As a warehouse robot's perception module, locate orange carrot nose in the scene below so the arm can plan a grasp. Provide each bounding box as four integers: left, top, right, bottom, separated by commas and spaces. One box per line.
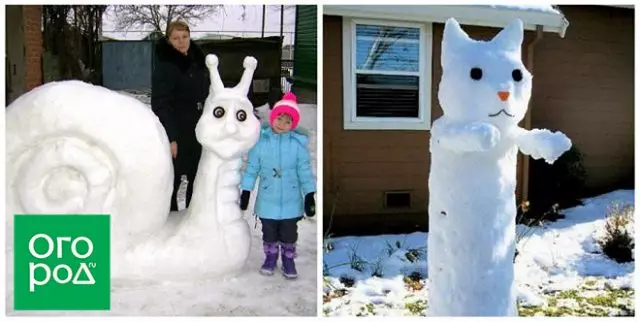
498, 91, 510, 101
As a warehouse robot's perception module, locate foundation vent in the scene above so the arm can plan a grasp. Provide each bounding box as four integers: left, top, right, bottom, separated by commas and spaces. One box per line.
384, 191, 411, 209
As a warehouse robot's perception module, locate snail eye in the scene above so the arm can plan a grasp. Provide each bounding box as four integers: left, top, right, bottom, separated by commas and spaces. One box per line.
236, 110, 247, 122
213, 106, 225, 118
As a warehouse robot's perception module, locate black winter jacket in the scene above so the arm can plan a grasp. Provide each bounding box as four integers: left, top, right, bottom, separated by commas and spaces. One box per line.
151, 38, 210, 145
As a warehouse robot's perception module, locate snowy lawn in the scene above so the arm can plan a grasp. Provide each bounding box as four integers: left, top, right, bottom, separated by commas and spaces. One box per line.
322, 190, 634, 316
6, 92, 319, 316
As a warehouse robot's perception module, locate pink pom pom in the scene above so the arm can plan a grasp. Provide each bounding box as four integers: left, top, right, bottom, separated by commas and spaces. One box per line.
283, 92, 297, 102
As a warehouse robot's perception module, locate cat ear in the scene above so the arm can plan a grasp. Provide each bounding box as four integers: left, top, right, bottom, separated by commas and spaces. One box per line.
491, 19, 524, 54
442, 18, 472, 53
442, 18, 472, 66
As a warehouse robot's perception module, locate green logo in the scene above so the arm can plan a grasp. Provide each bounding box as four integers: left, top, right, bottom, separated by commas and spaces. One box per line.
14, 214, 110, 310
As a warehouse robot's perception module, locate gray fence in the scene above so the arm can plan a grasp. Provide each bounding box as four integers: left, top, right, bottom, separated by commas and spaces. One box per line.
102, 38, 292, 99
101, 41, 154, 91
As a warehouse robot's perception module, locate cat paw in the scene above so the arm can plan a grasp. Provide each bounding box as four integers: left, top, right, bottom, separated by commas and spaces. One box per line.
538, 131, 572, 164
519, 129, 572, 164
473, 122, 501, 151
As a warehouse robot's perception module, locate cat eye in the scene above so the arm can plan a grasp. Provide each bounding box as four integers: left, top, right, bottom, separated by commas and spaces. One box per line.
236, 110, 247, 122
213, 106, 225, 118
512, 69, 523, 82
470, 67, 483, 80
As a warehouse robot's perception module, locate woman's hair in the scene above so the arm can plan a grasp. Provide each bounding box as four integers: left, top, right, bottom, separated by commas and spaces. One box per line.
166, 21, 190, 37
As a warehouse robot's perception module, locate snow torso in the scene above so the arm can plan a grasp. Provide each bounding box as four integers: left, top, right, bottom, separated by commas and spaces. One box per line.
427, 18, 571, 316
428, 119, 519, 316
122, 55, 262, 278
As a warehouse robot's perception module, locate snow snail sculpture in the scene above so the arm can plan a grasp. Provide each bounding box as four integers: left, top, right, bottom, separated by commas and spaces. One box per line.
427, 18, 572, 316
5, 54, 262, 281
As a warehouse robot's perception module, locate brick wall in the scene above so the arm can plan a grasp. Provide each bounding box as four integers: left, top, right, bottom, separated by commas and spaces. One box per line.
23, 5, 43, 91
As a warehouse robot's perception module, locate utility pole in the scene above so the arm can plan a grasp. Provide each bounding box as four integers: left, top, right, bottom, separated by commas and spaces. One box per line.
261, 5, 266, 38
280, 5, 284, 37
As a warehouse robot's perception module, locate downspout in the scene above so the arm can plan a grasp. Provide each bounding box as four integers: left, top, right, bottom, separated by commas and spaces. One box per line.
521, 25, 544, 203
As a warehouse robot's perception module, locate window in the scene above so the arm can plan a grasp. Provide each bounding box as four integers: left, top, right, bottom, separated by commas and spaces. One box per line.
343, 19, 432, 130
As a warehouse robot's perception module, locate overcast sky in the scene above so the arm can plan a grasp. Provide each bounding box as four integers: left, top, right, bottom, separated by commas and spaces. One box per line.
102, 5, 297, 47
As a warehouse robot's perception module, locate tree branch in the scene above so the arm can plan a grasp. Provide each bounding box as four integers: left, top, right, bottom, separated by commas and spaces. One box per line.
110, 5, 225, 34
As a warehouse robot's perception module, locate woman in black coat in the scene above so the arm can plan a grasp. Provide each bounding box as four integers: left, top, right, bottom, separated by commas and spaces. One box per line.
151, 21, 210, 211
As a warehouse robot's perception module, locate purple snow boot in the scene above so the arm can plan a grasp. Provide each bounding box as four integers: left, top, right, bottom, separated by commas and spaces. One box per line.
260, 242, 279, 275
280, 243, 298, 279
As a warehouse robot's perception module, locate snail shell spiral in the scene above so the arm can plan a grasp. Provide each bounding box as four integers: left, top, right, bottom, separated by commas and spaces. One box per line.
5, 81, 173, 253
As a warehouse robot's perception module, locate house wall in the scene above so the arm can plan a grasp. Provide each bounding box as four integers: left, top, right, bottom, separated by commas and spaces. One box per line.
324, 6, 632, 234
324, 15, 432, 229
530, 5, 634, 194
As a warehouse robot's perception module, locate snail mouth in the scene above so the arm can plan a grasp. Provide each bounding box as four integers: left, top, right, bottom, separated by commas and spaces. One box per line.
488, 109, 515, 118
209, 140, 245, 157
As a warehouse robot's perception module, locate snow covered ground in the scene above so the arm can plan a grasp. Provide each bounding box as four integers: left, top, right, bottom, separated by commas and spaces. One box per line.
323, 190, 635, 316
6, 91, 319, 317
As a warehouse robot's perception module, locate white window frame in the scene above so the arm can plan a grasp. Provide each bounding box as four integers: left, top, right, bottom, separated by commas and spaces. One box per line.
342, 18, 432, 131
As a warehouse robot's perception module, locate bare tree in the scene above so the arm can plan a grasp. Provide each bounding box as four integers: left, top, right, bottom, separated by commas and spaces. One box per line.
362, 27, 411, 71
110, 5, 225, 33
43, 5, 107, 82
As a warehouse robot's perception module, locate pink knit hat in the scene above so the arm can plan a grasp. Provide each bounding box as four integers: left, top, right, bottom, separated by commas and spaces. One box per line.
270, 92, 300, 130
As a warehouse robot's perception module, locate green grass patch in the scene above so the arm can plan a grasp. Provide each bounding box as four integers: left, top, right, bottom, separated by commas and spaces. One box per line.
404, 300, 427, 316
519, 280, 634, 317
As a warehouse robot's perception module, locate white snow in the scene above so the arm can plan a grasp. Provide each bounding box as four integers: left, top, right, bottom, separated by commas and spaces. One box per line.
323, 190, 635, 316
6, 79, 318, 316
482, 4, 561, 15
427, 18, 571, 316
515, 190, 634, 304
5, 80, 174, 257
116, 89, 151, 106
323, 232, 428, 316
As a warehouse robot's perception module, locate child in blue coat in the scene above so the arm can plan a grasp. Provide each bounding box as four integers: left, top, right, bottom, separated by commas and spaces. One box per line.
239, 92, 316, 279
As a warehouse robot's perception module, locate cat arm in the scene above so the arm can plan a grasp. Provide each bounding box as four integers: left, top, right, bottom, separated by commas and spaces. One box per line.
431, 118, 501, 153
512, 126, 572, 164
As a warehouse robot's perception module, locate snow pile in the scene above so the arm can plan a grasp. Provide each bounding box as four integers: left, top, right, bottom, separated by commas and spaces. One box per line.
323, 233, 428, 316
514, 190, 635, 306
117, 89, 151, 106
323, 190, 635, 317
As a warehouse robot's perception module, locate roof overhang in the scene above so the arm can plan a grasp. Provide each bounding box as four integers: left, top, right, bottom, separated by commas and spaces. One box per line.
604, 5, 634, 9
324, 5, 570, 38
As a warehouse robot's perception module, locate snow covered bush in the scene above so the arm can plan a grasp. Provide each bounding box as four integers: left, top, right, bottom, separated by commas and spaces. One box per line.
598, 202, 634, 263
